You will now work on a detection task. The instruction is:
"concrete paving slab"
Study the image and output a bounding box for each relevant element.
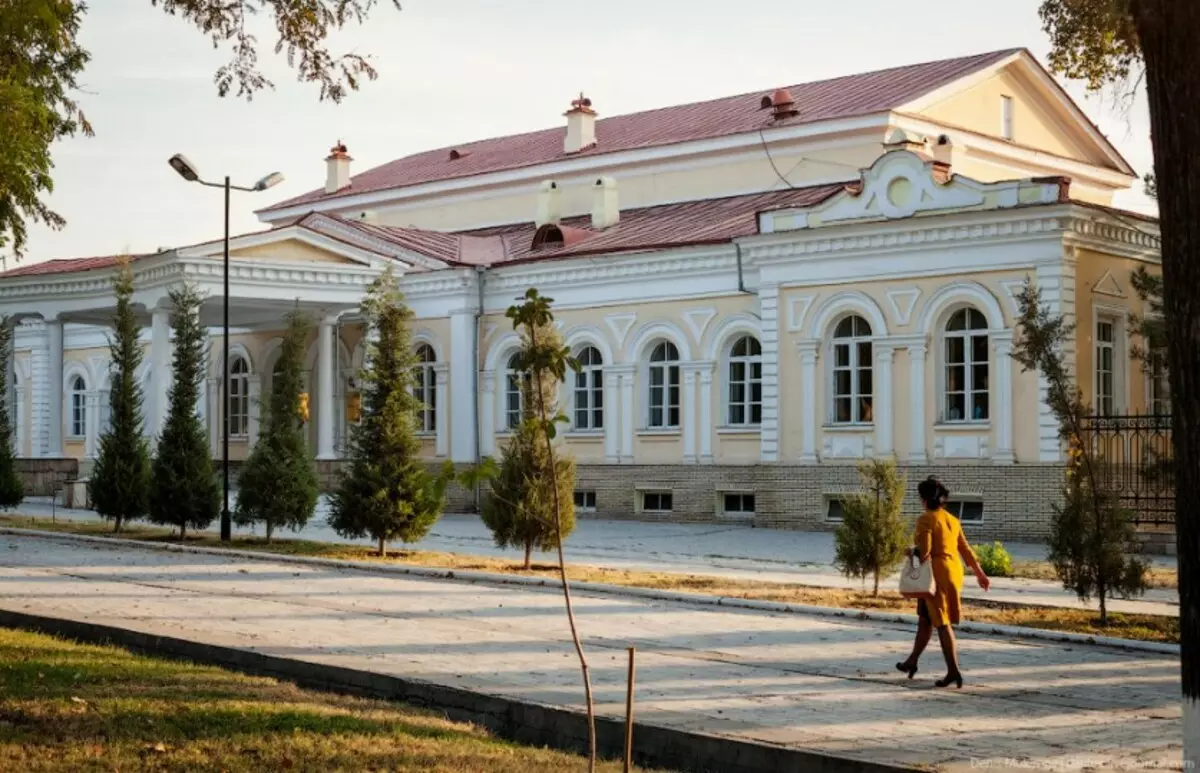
[0,533,1182,772]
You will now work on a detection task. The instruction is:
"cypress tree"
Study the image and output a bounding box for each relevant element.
[148,285,219,540]
[234,307,319,542]
[89,258,150,531]
[482,318,576,570]
[328,267,451,556]
[0,319,24,510]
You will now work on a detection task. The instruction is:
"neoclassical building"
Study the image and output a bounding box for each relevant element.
[0,48,1162,540]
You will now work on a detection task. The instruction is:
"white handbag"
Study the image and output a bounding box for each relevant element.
[898,552,936,599]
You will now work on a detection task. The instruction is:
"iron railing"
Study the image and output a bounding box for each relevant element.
[1077,413,1175,525]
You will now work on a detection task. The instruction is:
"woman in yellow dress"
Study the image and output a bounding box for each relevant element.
[895,477,990,688]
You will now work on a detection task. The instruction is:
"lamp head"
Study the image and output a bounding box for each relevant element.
[168,153,200,182]
[254,172,284,191]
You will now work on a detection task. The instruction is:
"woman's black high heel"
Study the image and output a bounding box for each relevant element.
[934,672,963,689]
[895,661,918,679]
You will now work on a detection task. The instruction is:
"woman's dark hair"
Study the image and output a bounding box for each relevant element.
[917,476,949,510]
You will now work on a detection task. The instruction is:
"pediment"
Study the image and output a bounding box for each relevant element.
[758,147,1063,234]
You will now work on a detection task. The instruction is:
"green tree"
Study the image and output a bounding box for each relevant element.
[234,308,319,543]
[0,320,25,509]
[2,0,400,262]
[88,258,151,531]
[1013,280,1147,625]
[328,267,453,556]
[481,319,577,570]
[833,458,907,597]
[148,286,219,540]
[506,289,596,772]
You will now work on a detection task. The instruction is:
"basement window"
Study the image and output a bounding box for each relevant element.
[825,496,850,522]
[573,490,597,513]
[641,491,673,513]
[946,498,985,523]
[720,492,755,520]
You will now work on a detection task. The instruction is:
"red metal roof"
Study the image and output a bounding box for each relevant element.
[1,253,153,278]
[263,49,1023,213]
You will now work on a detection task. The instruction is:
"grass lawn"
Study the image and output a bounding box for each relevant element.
[0,626,661,773]
[0,515,1179,645]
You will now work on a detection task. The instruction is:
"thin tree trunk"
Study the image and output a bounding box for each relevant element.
[266,522,274,545]
[113,516,122,534]
[1134,2,1200,764]
[180,523,187,542]
[873,570,880,598]
[524,541,532,571]
[378,536,386,557]
[529,325,596,771]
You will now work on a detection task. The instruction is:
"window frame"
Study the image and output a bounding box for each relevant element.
[941,306,990,424]
[573,490,597,513]
[726,335,763,427]
[824,495,849,523]
[413,343,438,435]
[571,346,604,432]
[227,354,251,438]
[828,315,874,426]
[719,491,756,520]
[645,340,681,430]
[504,352,527,431]
[639,490,674,513]
[68,375,88,439]
[945,496,985,524]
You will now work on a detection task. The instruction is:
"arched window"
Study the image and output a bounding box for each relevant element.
[505,352,526,430]
[573,346,604,431]
[727,336,762,426]
[413,344,437,433]
[69,375,87,438]
[647,341,681,429]
[227,355,250,436]
[944,308,989,422]
[831,316,873,424]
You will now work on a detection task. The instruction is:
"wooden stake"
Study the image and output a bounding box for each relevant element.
[624,645,636,773]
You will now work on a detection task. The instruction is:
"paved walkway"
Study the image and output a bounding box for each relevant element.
[0,533,1182,771]
[18,497,1179,617]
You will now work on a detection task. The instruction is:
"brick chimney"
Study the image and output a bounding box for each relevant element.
[591,177,619,229]
[535,180,561,226]
[325,140,352,194]
[563,94,597,154]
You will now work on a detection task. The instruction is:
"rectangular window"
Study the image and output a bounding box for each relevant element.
[641,491,673,512]
[825,496,848,522]
[945,499,985,523]
[1149,353,1170,415]
[720,492,755,519]
[1000,95,1014,140]
[573,490,597,512]
[1096,319,1116,416]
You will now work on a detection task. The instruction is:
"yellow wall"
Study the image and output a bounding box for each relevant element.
[230,239,359,265]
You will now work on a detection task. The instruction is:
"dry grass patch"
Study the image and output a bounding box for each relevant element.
[0,515,1177,644]
[0,626,665,773]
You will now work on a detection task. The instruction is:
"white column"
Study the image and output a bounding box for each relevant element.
[45,319,64,457]
[603,366,619,463]
[435,365,449,458]
[874,344,896,458]
[4,322,16,456]
[681,367,698,463]
[29,324,48,457]
[479,371,496,457]
[699,365,714,464]
[316,318,336,460]
[247,376,262,448]
[15,384,26,457]
[208,376,221,456]
[992,335,1016,464]
[759,284,780,462]
[908,343,929,464]
[797,340,818,464]
[83,390,98,459]
[449,309,477,463]
[147,307,171,441]
[619,366,635,463]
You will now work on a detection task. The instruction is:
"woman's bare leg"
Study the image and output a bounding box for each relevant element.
[900,618,932,669]
[936,624,961,678]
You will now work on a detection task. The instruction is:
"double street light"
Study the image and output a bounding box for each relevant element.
[168,154,284,542]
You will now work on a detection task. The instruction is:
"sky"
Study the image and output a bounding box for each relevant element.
[17,0,1156,266]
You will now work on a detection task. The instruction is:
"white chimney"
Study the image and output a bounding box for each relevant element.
[325,140,352,194]
[932,133,957,168]
[563,94,597,154]
[535,180,561,226]
[591,177,619,229]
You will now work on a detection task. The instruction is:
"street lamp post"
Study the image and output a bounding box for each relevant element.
[168,154,283,542]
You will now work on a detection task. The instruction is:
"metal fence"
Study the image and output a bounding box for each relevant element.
[1077,413,1175,525]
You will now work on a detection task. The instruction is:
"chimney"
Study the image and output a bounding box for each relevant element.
[563,93,597,154]
[768,88,799,121]
[325,140,352,194]
[591,176,619,229]
[931,133,957,168]
[535,180,561,226]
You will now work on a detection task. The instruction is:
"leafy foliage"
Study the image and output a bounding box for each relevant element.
[0,0,92,261]
[235,308,319,542]
[1013,279,1147,623]
[973,541,1014,578]
[148,285,220,540]
[0,319,24,509]
[481,320,576,570]
[832,458,908,596]
[328,267,454,556]
[89,258,151,531]
[150,0,402,101]
[1039,0,1141,90]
